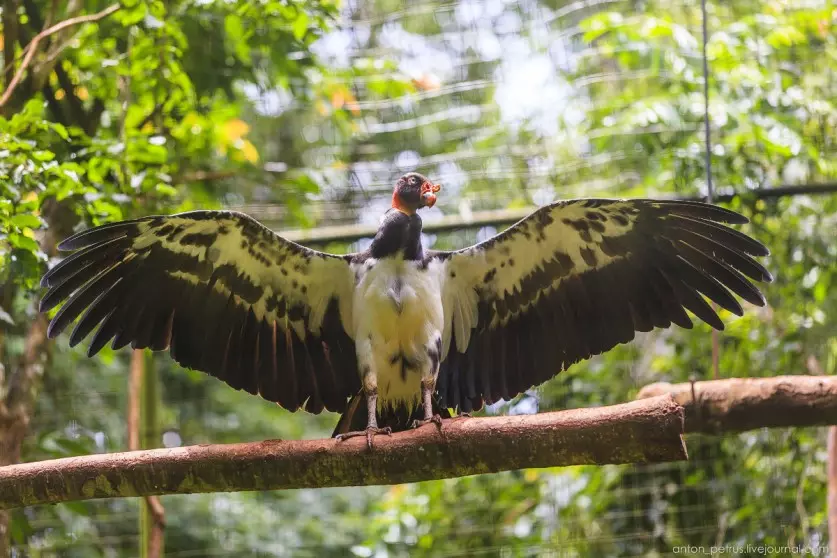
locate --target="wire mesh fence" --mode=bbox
[9,0,837,555]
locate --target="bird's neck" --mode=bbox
[369,210,424,260]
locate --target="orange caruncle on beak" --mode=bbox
[422,181,441,208]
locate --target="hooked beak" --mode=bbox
[421,181,441,208]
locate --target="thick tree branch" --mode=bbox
[0,395,686,509]
[637,376,837,434]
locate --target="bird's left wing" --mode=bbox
[40,210,360,414]
[431,199,772,412]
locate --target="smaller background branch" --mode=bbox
[637,376,837,434]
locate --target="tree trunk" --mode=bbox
[0,196,75,555]
[129,351,165,558]
[1,0,20,116]
[0,314,48,557]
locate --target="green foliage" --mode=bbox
[1,101,81,289]
[571,2,837,194]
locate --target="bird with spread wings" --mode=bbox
[41,173,772,446]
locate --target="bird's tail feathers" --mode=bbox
[331,392,365,437]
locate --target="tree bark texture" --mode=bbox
[636,375,837,434]
[0,394,686,509]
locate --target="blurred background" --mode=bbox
[1,0,835,556]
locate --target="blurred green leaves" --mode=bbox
[0,0,353,294]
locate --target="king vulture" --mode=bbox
[40,173,772,446]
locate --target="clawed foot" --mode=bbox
[336,426,392,449]
[411,414,444,431]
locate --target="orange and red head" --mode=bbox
[392,172,441,215]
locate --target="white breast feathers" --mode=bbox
[351,257,445,408]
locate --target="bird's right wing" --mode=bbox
[430,199,772,411]
[41,210,361,414]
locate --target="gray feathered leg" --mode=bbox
[411,379,443,430]
[335,388,392,449]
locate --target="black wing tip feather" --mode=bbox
[38,297,52,314]
[57,236,82,252]
[46,316,66,340]
[670,203,772,260]
[46,321,58,339]
[654,198,773,323]
[655,198,751,225]
[640,199,775,265]
[56,217,152,252]
[58,227,108,252]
